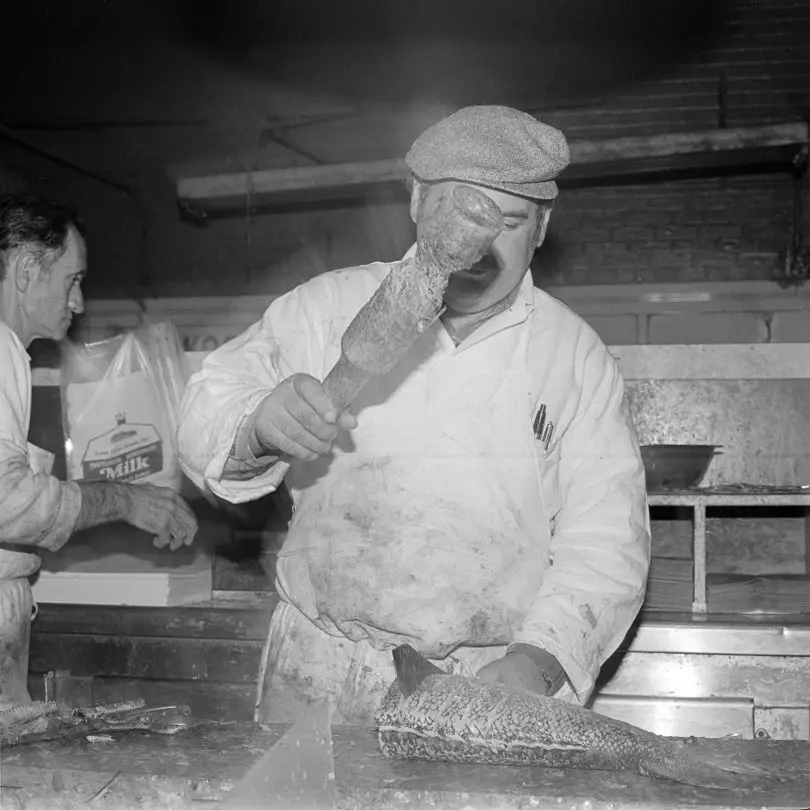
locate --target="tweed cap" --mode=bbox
[405,106,570,200]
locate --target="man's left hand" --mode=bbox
[476,652,550,695]
[476,646,566,697]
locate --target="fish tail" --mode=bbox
[642,739,781,790]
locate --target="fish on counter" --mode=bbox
[376,645,786,791]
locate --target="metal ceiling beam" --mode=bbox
[176,122,809,214]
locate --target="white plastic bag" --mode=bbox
[60,322,190,493]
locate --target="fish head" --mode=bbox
[391,645,448,697]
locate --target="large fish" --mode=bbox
[375,645,775,791]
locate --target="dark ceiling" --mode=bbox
[162,0,732,106]
[3,0,733,119]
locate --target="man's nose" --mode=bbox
[69,287,84,315]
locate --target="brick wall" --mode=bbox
[539,0,810,140]
[537,174,799,286]
[530,0,810,287]
[1,0,807,297]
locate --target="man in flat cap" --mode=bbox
[177,106,650,723]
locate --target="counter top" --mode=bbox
[627,610,810,655]
[2,721,810,809]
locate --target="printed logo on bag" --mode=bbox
[80,413,164,483]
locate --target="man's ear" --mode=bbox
[409,179,423,224]
[11,250,38,294]
[535,207,552,249]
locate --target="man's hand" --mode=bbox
[477,646,566,697]
[125,484,199,551]
[252,373,357,461]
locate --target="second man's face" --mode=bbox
[24,226,86,342]
[415,181,547,315]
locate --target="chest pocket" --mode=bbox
[536,440,562,534]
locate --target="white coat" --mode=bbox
[177,251,650,703]
[0,319,82,708]
[0,320,80,569]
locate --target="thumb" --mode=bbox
[295,374,337,422]
[475,661,501,682]
[337,410,358,431]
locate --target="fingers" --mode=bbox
[337,410,358,431]
[295,376,357,433]
[171,494,199,546]
[293,374,337,424]
[260,418,325,461]
[256,374,357,461]
[160,493,197,550]
[130,485,198,551]
[475,662,498,683]
[278,406,337,456]
[475,658,546,694]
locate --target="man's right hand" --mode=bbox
[125,484,199,551]
[252,373,357,461]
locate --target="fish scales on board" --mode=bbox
[375,645,791,791]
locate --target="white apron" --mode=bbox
[257,315,572,724]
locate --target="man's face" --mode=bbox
[413,181,549,314]
[22,226,87,342]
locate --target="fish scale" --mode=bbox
[375,645,784,791]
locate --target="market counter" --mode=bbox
[2,721,810,809]
[30,600,810,740]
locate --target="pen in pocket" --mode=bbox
[533,404,546,439]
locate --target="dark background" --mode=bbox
[1,0,807,298]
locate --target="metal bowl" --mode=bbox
[640,444,718,491]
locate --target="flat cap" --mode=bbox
[405,106,570,201]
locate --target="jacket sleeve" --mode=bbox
[511,339,650,703]
[0,437,81,552]
[176,276,340,504]
[0,350,81,551]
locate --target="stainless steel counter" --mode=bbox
[592,611,810,741]
[628,609,810,656]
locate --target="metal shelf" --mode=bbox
[630,610,810,656]
[647,489,810,613]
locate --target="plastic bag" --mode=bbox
[60,321,190,493]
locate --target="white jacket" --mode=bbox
[177,255,650,700]
[0,320,81,578]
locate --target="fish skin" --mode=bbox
[375,645,774,791]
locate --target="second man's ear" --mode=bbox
[409,178,424,224]
[535,207,552,249]
[12,250,38,294]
